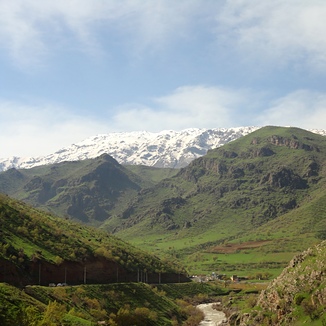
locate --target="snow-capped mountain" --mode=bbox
[1,126,325,172]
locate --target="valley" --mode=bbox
[1,125,326,325]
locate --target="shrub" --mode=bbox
[294,293,307,306]
[39,301,66,326]
[108,305,158,326]
[247,294,257,308]
[301,299,319,320]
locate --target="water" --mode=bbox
[197,302,227,326]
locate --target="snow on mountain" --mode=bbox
[1,126,325,172]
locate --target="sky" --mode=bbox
[1,0,326,158]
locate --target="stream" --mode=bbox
[197,302,227,326]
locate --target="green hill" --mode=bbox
[0,194,226,326]
[0,154,176,224]
[0,193,187,287]
[106,126,326,275]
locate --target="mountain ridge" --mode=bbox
[2,126,325,172]
[112,126,326,234]
[0,126,262,171]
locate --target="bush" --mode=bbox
[108,305,158,326]
[301,299,319,320]
[316,230,326,240]
[175,299,204,326]
[247,294,257,308]
[294,293,307,306]
[39,301,66,326]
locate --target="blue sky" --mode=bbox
[1,0,326,158]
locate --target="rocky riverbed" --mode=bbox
[197,303,227,326]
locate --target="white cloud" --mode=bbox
[0,0,206,68]
[256,90,326,129]
[1,87,325,158]
[112,86,326,133]
[215,0,326,71]
[111,85,253,131]
[2,1,326,72]
[0,0,326,72]
[0,100,108,158]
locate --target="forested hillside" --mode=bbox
[0,193,187,287]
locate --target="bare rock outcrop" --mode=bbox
[230,241,326,325]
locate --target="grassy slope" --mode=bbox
[111,127,326,276]
[0,193,183,274]
[0,277,234,325]
[0,194,213,326]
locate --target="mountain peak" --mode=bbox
[1,126,325,172]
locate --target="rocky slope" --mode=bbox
[111,126,326,236]
[0,154,149,223]
[229,240,326,325]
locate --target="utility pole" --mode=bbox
[84,266,87,284]
[39,262,41,285]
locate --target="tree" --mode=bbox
[39,301,66,326]
[21,306,41,326]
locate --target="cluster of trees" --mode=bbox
[0,296,206,326]
[107,305,158,325]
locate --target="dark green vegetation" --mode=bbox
[1,126,326,277]
[229,240,326,325]
[1,281,223,325]
[0,193,186,287]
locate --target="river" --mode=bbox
[197,302,227,326]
